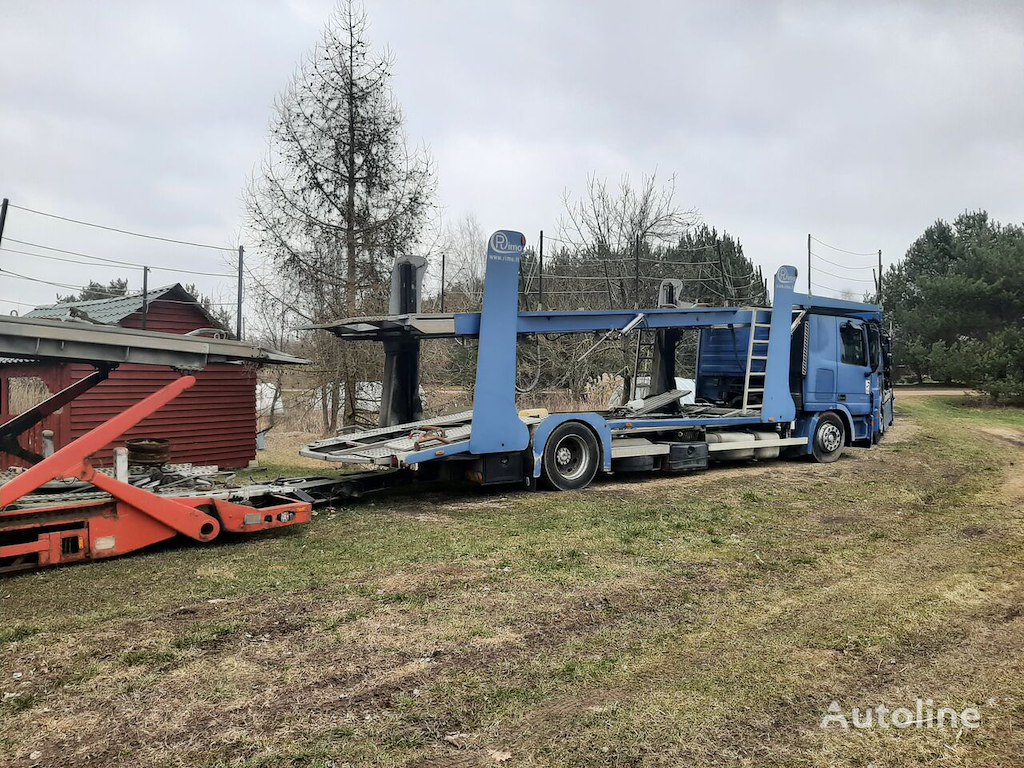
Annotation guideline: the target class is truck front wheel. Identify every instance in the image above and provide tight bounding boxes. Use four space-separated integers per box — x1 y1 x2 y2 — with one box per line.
812 412 846 463
541 422 600 491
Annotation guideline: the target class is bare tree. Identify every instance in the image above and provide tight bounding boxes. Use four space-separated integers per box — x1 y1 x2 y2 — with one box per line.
434 213 487 311
246 0 435 432
558 171 697 307
516 172 698 396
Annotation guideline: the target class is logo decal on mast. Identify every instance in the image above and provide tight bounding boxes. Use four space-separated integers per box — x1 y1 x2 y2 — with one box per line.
488 230 526 257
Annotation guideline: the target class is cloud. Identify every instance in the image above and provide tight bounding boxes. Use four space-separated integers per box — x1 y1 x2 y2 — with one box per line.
0 0 1021 311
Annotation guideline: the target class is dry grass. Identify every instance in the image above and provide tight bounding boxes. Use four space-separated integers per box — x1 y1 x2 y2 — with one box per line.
255 429 332 471
1 397 1023 767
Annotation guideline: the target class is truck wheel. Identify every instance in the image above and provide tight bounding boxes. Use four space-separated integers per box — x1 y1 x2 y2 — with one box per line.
812 413 845 463
542 422 600 491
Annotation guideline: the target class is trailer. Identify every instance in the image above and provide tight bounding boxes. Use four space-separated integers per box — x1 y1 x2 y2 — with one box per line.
0 317 329 573
301 230 894 491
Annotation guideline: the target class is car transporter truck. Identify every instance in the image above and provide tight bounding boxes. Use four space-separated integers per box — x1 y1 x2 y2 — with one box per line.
300 229 894 491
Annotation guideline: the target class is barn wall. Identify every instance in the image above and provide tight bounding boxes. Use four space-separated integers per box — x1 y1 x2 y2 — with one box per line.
66 363 257 469
119 298 215 335
0 362 69 470
0 298 258 470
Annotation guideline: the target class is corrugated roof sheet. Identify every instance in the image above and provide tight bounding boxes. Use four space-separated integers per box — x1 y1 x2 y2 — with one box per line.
24 284 222 328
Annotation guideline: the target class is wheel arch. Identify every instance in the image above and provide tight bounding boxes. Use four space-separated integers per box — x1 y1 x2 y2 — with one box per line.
797 406 855 455
530 413 611 479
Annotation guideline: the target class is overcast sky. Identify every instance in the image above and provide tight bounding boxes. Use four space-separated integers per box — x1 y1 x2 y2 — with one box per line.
1 0 1022 316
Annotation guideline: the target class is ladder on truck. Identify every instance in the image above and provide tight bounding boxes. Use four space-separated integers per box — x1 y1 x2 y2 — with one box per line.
741 307 772 411
631 332 657 400
632 307 773 411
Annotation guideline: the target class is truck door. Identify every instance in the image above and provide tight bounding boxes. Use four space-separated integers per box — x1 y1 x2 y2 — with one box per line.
866 322 886 439
837 320 872 425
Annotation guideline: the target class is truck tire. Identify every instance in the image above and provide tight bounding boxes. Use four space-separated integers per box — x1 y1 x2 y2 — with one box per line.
541 422 600 491
812 412 845 463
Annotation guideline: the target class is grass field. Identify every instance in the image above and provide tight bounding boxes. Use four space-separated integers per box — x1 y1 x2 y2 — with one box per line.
2 396 1023 767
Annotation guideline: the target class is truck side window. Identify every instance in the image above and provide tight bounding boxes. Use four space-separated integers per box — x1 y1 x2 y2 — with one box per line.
867 324 881 369
840 322 866 366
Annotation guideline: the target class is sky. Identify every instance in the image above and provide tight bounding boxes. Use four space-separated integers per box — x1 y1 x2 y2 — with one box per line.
1 0 1023 317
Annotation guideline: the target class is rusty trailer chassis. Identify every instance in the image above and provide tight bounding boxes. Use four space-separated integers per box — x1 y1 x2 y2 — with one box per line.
0 316 388 573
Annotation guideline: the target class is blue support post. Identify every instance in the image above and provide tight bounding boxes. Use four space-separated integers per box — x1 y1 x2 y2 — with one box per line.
469 231 531 454
761 266 798 423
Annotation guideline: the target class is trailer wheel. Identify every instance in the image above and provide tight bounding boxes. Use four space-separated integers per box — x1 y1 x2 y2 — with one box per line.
812 412 845 463
542 422 600 491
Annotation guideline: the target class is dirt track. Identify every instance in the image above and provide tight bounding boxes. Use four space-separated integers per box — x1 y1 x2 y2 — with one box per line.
893 386 976 398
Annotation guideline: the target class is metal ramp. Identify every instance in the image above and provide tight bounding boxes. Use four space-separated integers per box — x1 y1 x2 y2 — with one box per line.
301 411 475 465
301 406 556 467
612 388 691 417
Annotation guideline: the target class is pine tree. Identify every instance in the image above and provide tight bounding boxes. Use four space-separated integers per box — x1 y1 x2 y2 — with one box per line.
247 0 435 430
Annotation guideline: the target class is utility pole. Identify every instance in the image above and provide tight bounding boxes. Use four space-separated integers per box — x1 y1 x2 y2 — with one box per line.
0 198 8 249
633 234 641 309
141 266 150 330
877 249 883 303
236 245 244 340
538 230 544 311
716 240 729 305
439 251 446 313
807 233 812 294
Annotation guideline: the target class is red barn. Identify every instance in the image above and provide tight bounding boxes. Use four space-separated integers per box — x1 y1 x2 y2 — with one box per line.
0 284 257 470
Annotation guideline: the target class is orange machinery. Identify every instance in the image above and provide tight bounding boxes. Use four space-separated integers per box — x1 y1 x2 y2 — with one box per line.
0 317 316 573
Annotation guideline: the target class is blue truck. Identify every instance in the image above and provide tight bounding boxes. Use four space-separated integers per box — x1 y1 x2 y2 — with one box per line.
302 230 894 491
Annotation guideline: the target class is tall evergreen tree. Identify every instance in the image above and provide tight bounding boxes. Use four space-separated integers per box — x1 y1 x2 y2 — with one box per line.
247 1 435 430
882 210 1024 396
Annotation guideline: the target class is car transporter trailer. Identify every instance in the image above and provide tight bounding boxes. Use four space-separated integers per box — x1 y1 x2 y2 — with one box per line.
299 230 894 491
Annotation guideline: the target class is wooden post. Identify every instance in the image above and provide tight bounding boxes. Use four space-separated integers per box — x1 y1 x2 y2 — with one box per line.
141 266 150 330
439 250 446 313
236 245 244 340
538 230 544 311
877 249 883 303
633 234 640 309
716 240 729 305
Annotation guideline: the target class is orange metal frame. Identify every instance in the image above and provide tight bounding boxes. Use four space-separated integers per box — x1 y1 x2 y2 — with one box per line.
0 376 311 572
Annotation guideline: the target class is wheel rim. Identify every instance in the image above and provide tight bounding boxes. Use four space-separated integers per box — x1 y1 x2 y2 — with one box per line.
818 422 843 453
552 434 590 481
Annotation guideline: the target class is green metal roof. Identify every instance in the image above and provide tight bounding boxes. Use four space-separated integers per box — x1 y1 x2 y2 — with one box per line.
25 284 222 328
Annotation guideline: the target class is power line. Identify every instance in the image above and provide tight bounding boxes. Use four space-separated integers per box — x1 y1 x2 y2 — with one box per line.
0 268 236 307
2 237 234 277
9 203 237 252
809 249 876 271
0 268 143 298
242 266 314 322
3 239 140 268
810 265 877 284
0 246 140 271
0 297 46 308
810 280 871 299
0 267 117 294
809 235 877 258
